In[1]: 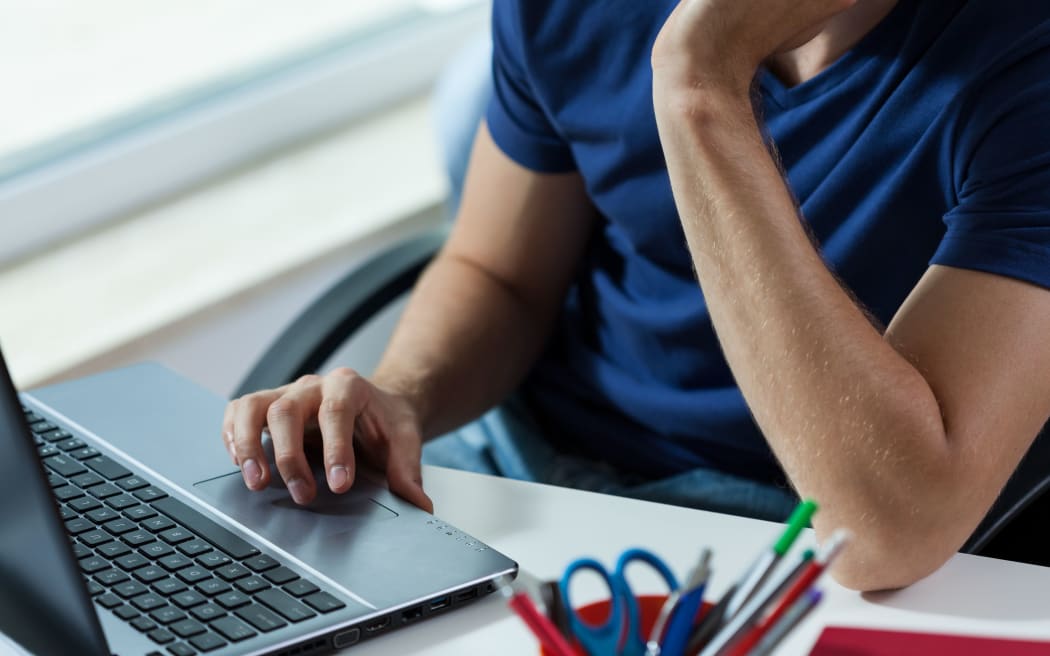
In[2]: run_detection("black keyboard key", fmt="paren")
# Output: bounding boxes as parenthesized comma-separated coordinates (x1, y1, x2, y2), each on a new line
(116, 553, 151, 571)
(190, 603, 226, 622)
(234, 577, 268, 594)
(118, 476, 151, 491)
(95, 568, 130, 586)
(128, 528, 161, 545)
(134, 566, 170, 583)
(69, 497, 102, 513)
(154, 578, 188, 596)
(214, 591, 250, 610)
(107, 495, 140, 510)
(113, 604, 140, 621)
(261, 566, 298, 585)
(148, 628, 176, 644)
(303, 591, 346, 614)
(145, 516, 177, 533)
(196, 553, 230, 570)
(43, 430, 73, 443)
(234, 604, 287, 632)
(170, 618, 206, 638)
(98, 541, 132, 559)
(131, 616, 157, 632)
(79, 530, 114, 547)
(282, 580, 319, 598)
(177, 566, 212, 584)
(167, 643, 197, 656)
(80, 556, 109, 573)
(210, 615, 256, 642)
(103, 518, 138, 535)
(96, 593, 123, 609)
(159, 554, 194, 571)
(135, 486, 168, 502)
(59, 506, 77, 521)
(32, 422, 58, 435)
(172, 590, 207, 609)
(24, 410, 43, 422)
(44, 454, 87, 477)
(196, 580, 231, 597)
(113, 581, 149, 599)
(72, 543, 93, 559)
(132, 593, 168, 612)
(72, 447, 101, 461)
(244, 554, 279, 572)
(86, 507, 121, 523)
(55, 486, 85, 502)
(161, 528, 195, 545)
(89, 483, 122, 499)
(71, 472, 105, 488)
(57, 438, 86, 452)
(125, 505, 158, 521)
(256, 588, 317, 623)
(215, 564, 250, 582)
(66, 518, 95, 535)
(87, 580, 105, 596)
(46, 472, 65, 488)
(151, 607, 188, 625)
(177, 540, 211, 557)
(189, 632, 227, 652)
(33, 434, 44, 446)
(37, 445, 59, 458)
(152, 498, 258, 560)
(84, 455, 132, 479)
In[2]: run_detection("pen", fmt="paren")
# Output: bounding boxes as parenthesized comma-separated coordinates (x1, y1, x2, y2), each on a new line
(650, 548, 711, 656)
(684, 582, 738, 655)
(723, 499, 818, 621)
(699, 529, 849, 656)
(496, 575, 577, 656)
(737, 587, 823, 656)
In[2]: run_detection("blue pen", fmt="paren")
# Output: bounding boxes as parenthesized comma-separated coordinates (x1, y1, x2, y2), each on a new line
(646, 549, 711, 656)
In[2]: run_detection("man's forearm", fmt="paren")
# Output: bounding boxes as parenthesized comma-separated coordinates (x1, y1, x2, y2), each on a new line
(372, 251, 555, 440)
(655, 90, 953, 588)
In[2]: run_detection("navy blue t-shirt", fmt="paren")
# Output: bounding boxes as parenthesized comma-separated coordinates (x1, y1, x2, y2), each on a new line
(486, 0, 1050, 484)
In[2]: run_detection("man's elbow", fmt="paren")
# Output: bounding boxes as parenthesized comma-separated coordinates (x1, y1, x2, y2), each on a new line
(822, 521, 960, 592)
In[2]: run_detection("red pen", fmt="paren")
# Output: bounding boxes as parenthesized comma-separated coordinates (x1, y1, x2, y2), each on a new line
(496, 576, 577, 656)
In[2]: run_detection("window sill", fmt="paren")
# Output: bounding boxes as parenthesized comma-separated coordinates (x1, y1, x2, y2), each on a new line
(0, 96, 446, 388)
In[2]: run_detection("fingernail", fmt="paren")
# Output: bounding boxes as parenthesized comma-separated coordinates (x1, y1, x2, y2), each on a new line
(328, 465, 348, 491)
(288, 478, 309, 505)
(242, 459, 262, 487)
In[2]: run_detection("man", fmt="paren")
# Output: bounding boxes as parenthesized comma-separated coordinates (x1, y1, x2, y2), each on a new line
(223, 0, 1050, 591)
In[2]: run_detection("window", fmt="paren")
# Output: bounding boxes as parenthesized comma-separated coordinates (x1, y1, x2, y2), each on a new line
(0, 0, 487, 265)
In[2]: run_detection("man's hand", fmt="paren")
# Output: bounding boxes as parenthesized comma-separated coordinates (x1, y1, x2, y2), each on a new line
(651, 0, 855, 98)
(222, 368, 433, 513)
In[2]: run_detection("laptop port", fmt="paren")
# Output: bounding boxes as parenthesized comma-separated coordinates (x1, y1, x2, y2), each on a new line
(429, 596, 450, 611)
(454, 588, 478, 603)
(402, 605, 423, 622)
(333, 628, 359, 648)
(363, 616, 391, 633)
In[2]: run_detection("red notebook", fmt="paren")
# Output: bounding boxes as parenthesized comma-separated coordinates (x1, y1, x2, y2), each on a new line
(809, 627, 1050, 655)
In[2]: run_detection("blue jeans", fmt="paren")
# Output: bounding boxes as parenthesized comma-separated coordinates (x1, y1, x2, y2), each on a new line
(422, 398, 800, 523)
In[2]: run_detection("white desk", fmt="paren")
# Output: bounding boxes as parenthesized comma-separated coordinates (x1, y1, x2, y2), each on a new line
(345, 465, 1050, 655)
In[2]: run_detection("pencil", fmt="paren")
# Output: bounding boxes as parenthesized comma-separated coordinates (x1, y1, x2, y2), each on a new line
(741, 587, 823, 656)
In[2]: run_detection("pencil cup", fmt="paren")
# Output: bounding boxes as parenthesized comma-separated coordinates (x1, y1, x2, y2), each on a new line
(540, 594, 713, 656)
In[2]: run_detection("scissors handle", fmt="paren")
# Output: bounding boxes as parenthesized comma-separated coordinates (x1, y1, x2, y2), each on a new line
(561, 558, 624, 656)
(615, 548, 680, 656)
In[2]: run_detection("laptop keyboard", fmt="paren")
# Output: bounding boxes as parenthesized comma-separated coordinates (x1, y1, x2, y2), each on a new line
(26, 406, 347, 655)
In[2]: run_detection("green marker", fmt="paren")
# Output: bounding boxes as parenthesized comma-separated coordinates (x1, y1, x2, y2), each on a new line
(723, 499, 818, 622)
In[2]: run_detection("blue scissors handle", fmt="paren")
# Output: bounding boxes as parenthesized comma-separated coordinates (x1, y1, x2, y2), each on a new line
(561, 557, 624, 656)
(615, 549, 680, 655)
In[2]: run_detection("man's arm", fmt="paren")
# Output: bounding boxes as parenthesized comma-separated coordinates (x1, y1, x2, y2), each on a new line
(226, 123, 596, 508)
(652, 1, 1050, 590)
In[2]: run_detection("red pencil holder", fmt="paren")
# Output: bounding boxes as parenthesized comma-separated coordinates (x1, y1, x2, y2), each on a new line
(540, 594, 713, 656)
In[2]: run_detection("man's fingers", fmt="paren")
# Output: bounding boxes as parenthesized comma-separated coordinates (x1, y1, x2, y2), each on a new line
(230, 390, 281, 491)
(268, 376, 323, 505)
(318, 369, 364, 494)
(384, 427, 433, 513)
(221, 404, 238, 465)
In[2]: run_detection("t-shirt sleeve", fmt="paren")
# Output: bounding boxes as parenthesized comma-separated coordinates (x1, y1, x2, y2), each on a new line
(485, 0, 576, 173)
(931, 69, 1050, 290)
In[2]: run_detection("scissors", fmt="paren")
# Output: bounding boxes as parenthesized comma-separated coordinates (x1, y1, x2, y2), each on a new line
(560, 547, 680, 656)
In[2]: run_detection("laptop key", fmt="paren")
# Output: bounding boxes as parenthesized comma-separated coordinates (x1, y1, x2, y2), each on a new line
(261, 566, 298, 585)
(98, 541, 132, 558)
(116, 553, 151, 571)
(177, 566, 212, 584)
(46, 472, 65, 488)
(303, 591, 347, 614)
(117, 476, 151, 491)
(66, 518, 95, 535)
(134, 566, 170, 583)
(80, 530, 114, 547)
(132, 532, 166, 549)
(125, 505, 159, 521)
(159, 554, 194, 571)
(89, 483, 122, 499)
(135, 486, 169, 502)
(86, 507, 120, 523)
(113, 581, 149, 599)
(151, 606, 188, 625)
(170, 618, 206, 638)
(177, 540, 212, 557)
(69, 497, 102, 513)
(152, 498, 259, 559)
(131, 616, 158, 632)
(161, 528, 195, 545)
(256, 588, 317, 622)
(37, 445, 59, 458)
(153, 578, 188, 596)
(103, 518, 138, 535)
(113, 604, 140, 621)
(172, 590, 207, 609)
(43, 454, 87, 477)
(31, 422, 58, 435)
(96, 593, 123, 609)
(55, 485, 85, 502)
(144, 516, 177, 533)
(234, 576, 268, 594)
(234, 604, 288, 632)
(210, 615, 257, 642)
(214, 591, 250, 610)
(190, 603, 226, 622)
(57, 438, 86, 452)
(148, 628, 176, 644)
(132, 593, 168, 612)
(188, 632, 227, 652)
(196, 553, 230, 570)
(244, 554, 279, 572)
(71, 472, 105, 488)
(80, 556, 110, 574)
(167, 644, 197, 656)
(84, 455, 133, 480)
(71, 447, 102, 461)
(95, 568, 130, 586)
(196, 579, 232, 597)
(282, 580, 319, 598)
(215, 564, 250, 582)
(43, 430, 73, 443)
(72, 543, 93, 559)
(87, 580, 105, 596)
(59, 507, 77, 521)
(107, 495, 140, 510)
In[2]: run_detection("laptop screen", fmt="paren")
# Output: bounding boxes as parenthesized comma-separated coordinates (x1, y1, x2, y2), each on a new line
(0, 347, 109, 656)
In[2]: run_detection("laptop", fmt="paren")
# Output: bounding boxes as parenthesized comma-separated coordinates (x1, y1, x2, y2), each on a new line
(0, 347, 517, 656)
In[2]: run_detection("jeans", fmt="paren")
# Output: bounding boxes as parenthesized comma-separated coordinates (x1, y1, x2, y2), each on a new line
(422, 397, 800, 523)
